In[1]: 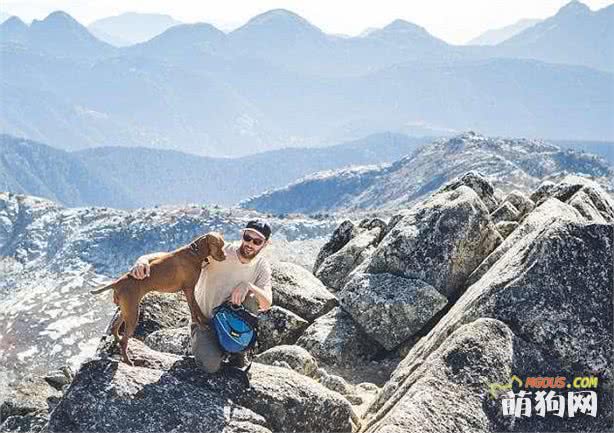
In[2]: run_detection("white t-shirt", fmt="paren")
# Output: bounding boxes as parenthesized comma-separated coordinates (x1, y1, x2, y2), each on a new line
(193, 242, 272, 320)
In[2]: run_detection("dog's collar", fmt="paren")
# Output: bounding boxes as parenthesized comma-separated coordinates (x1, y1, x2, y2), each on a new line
(190, 241, 210, 265)
(189, 241, 200, 255)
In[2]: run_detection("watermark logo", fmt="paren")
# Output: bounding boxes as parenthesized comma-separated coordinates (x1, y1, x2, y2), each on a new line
(489, 375, 599, 418)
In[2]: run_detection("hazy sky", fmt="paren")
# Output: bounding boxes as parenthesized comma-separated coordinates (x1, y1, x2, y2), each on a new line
(2, 0, 613, 44)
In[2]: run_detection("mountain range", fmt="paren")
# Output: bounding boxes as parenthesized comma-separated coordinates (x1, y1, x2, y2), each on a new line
(494, 0, 614, 72)
(88, 12, 182, 46)
(467, 18, 541, 45)
(241, 131, 614, 213)
(4, 131, 613, 211)
(0, 12, 11, 24)
(0, 132, 425, 208)
(0, 2, 613, 156)
(0, 12, 115, 59)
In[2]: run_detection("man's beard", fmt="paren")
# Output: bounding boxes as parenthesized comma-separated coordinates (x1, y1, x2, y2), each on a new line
(239, 243, 260, 259)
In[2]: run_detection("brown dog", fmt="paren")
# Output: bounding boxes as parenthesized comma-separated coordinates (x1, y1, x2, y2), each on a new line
(91, 232, 226, 365)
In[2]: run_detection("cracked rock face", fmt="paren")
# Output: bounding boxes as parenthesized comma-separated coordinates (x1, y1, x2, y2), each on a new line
(144, 327, 190, 356)
(48, 338, 353, 433)
(254, 345, 318, 377)
(271, 261, 337, 322)
(366, 186, 501, 299)
(435, 170, 499, 213)
(491, 201, 520, 224)
(313, 220, 359, 273)
(338, 272, 448, 350)
(296, 307, 385, 368)
(566, 183, 614, 223)
(501, 190, 535, 219)
(466, 197, 585, 287)
(316, 227, 383, 292)
(364, 220, 613, 432)
(532, 175, 614, 223)
(361, 318, 516, 433)
(257, 306, 310, 352)
(569, 189, 609, 222)
(133, 293, 191, 340)
(494, 221, 518, 238)
(0, 374, 63, 432)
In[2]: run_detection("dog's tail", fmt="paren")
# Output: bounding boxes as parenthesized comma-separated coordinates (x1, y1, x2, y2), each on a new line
(90, 283, 115, 295)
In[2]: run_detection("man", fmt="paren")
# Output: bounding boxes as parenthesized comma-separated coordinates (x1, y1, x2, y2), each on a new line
(130, 219, 273, 373)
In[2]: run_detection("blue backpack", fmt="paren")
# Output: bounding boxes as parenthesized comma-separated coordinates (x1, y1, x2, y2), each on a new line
(211, 301, 259, 354)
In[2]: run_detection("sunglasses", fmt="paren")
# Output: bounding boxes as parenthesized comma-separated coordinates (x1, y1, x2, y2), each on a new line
(242, 232, 265, 246)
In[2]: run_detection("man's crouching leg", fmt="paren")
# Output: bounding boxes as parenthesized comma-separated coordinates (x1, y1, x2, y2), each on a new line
(191, 322, 224, 373)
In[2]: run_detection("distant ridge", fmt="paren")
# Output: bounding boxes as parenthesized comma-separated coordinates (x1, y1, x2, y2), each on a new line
(240, 132, 614, 213)
(0, 132, 426, 208)
(88, 12, 182, 46)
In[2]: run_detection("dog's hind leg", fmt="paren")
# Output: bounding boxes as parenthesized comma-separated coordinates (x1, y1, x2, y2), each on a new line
(110, 312, 124, 345)
(119, 302, 140, 366)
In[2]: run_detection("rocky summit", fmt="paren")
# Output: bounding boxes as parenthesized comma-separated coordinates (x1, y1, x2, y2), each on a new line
(1, 169, 613, 432)
(241, 131, 614, 214)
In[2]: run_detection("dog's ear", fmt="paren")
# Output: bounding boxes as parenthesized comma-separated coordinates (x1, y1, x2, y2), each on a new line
(206, 232, 224, 243)
(197, 234, 211, 255)
(205, 232, 226, 256)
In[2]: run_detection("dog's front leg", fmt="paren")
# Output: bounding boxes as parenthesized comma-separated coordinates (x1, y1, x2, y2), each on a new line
(183, 285, 207, 328)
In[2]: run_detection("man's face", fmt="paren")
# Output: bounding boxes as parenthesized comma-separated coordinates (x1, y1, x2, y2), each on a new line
(239, 229, 267, 259)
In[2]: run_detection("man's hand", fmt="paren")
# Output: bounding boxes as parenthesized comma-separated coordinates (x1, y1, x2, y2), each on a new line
(230, 282, 250, 305)
(130, 260, 150, 280)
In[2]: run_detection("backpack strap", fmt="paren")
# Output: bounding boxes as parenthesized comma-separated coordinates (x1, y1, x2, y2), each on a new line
(232, 307, 259, 385)
(240, 339, 258, 383)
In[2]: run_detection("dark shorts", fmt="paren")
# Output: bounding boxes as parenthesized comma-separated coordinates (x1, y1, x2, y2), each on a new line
(190, 293, 259, 373)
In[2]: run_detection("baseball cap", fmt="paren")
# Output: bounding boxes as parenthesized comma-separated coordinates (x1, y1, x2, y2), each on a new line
(245, 219, 272, 240)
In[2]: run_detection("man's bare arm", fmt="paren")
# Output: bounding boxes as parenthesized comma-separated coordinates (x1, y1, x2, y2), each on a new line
(248, 260, 273, 310)
(138, 252, 167, 263)
(247, 282, 272, 311)
(130, 251, 166, 279)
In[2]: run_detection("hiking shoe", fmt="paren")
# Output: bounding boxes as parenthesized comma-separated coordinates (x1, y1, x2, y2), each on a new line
(226, 353, 247, 369)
